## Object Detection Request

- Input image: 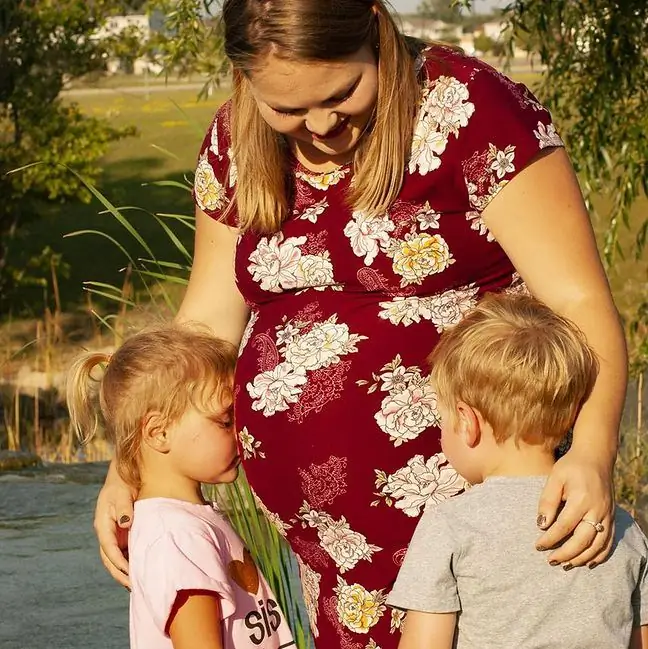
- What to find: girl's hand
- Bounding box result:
[536,448,615,569]
[94,464,135,588]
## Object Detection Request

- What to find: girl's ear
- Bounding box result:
[455,401,481,448]
[141,412,171,453]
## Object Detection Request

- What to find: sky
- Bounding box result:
[390,0,507,14]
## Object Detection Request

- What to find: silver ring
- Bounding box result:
[581,519,605,533]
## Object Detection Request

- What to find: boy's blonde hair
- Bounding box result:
[66,326,237,489]
[429,293,598,450]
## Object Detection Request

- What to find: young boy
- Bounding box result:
[388,293,648,649]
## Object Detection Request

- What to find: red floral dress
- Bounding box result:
[193,46,564,649]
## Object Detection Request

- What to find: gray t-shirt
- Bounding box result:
[388,476,648,649]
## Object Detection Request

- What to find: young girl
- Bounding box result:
[67,326,296,649]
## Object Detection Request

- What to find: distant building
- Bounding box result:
[475,20,506,41]
[399,17,463,43]
[93,14,151,41]
[93,14,162,75]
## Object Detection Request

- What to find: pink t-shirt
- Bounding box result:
[128,498,296,649]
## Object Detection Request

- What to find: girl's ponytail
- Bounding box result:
[66,352,111,445]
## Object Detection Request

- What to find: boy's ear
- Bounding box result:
[456,401,481,448]
[142,412,171,453]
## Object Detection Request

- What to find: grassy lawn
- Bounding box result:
[7,73,647,324]
[9,87,230,316]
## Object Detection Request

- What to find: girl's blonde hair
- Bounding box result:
[66,326,237,489]
[429,294,599,450]
[222,0,422,232]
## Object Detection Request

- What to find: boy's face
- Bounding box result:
[168,399,240,485]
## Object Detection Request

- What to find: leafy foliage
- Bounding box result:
[147,0,229,97]
[417,0,463,23]
[0,0,136,310]
[453,0,648,265]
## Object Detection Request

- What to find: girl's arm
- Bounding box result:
[94,208,250,584]
[168,590,224,649]
[398,611,456,649]
[483,147,626,567]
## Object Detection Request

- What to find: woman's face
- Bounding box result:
[248,45,379,165]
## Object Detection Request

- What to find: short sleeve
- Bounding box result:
[387,504,460,614]
[193,100,238,226]
[458,64,565,214]
[141,529,237,634]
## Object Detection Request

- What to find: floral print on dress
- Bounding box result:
[378,284,479,331]
[358,355,438,447]
[344,211,396,266]
[238,310,259,358]
[247,315,367,417]
[390,609,406,634]
[296,166,351,190]
[238,427,265,460]
[534,122,564,149]
[297,503,382,573]
[335,577,387,634]
[505,271,531,296]
[409,75,476,175]
[373,453,466,517]
[384,229,455,287]
[464,144,517,212]
[194,151,228,213]
[297,198,329,223]
[247,233,340,293]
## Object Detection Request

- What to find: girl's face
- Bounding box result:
[248,45,379,166]
[168,401,240,485]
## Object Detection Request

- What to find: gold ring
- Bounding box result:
[581,519,605,533]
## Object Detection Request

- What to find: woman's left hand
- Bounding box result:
[535,448,615,569]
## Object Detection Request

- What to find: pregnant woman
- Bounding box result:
[94,2,626,647]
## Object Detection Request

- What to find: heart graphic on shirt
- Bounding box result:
[228,548,260,595]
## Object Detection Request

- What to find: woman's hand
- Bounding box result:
[536,448,615,569]
[95,461,135,588]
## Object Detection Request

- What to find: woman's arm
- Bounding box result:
[176,207,250,345]
[168,590,224,649]
[398,611,456,649]
[483,147,627,566]
[94,207,250,584]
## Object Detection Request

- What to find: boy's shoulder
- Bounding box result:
[613,505,648,557]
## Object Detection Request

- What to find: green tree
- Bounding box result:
[453,0,648,264]
[147,0,229,95]
[417,0,463,24]
[473,33,495,55]
[0,0,136,311]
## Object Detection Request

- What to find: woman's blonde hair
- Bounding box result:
[222,0,421,232]
[66,326,237,489]
[429,294,599,450]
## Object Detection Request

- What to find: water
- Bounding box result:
[0,463,129,649]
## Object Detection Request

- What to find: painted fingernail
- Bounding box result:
[549,560,560,566]
[588,562,597,570]
[537,514,547,528]
[563,563,574,571]
[536,545,547,552]
[119,515,131,525]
